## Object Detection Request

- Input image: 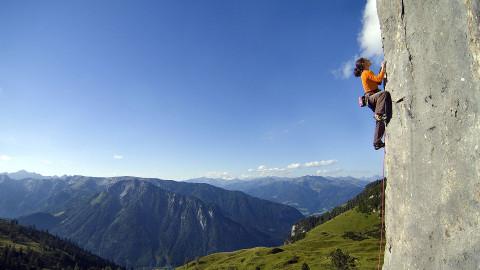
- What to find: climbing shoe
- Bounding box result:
[374,142,385,150]
[374,114,387,122]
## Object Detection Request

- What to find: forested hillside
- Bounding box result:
[0,219,122,270]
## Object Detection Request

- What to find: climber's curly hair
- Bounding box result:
[353,57,369,77]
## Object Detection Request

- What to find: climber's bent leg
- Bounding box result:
[374,92,387,116]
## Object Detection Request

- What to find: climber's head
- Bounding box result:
[353,58,371,77]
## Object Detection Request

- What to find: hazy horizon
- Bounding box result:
[1,169,381,182]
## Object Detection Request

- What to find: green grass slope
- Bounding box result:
[178,179,387,270]
[178,208,384,270]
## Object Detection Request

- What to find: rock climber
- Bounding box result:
[354,58,392,150]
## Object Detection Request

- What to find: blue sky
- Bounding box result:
[0,0,385,180]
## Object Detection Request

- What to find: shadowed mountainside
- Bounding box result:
[7,175,303,268]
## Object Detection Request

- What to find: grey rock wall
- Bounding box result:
[377,0,480,269]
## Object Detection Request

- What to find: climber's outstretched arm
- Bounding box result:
[364,62,386,85]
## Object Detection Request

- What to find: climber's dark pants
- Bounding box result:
[366,91,392,145]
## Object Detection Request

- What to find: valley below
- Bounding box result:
[0,171,380,269]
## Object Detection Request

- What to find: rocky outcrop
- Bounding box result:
[377,0,480,269]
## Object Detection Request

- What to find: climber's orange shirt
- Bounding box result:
[361,69,385,93]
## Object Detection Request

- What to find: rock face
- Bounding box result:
[377,0,480,269]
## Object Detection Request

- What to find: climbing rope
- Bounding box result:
[377,73,388,270]
[377,142,386,270]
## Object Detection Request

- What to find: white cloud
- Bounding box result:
[0,155,12,161]
[333,0,382,79]
[316,168,344,176]
[304,160,337,167]
[205,171,234,180]
[358,0,383,60]
[264,167,285,172]
[113,155,124,160]
[249,159,337,176]
[253,165,286,174]
[202,159,340,179]
[287,163,301,169]
[332,57,357,79]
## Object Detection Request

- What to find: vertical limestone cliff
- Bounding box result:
[377,0,480,269]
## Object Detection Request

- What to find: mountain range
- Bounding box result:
[0,172,303,268]
[187,175,370,215]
